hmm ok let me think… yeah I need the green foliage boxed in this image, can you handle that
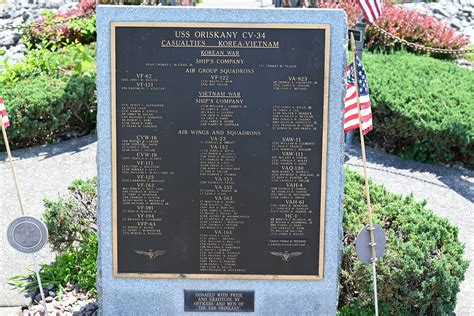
[9,177,98,296]
[1,43,96,83]
[464,44,474,64]
[22,15,96,51]
[363,51,474,168]
[338,301,392,316]
[9,233,98,296]
[43,178,97,253]
[72,233,98,293]
[67,15,96,40]
[22,1,96,51]
[339,169,469,315]
[0,44,96,149]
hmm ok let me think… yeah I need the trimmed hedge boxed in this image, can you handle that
[0,44,96,148]
[0,75,96,148]
[340,169,468,314]
[363,51,474,168]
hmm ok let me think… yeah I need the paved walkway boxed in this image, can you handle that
[0,135,97,309]
[1,135,472,315]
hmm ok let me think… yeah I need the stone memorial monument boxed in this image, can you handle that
[97,5,346,314]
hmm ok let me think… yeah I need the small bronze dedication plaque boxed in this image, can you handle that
[112,22,329,279]
[184,290,254,312]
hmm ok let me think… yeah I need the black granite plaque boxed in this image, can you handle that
[112,22,329,279]
[184,290,254,312]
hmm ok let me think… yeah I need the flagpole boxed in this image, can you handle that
[350,33,379,316]
[3,111,48,316]
[1,117,25,216]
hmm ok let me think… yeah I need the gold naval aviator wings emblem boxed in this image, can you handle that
[270,251,304,262]
[135,249,167,260]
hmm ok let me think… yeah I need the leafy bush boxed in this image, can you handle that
[43,178,97,253]
[364,7,469,57]
[339,169,469,314]
[23,0,96,50]
[0,44,96,149]
[362,51,474,167]
[1,43,96,83]
[0,74,96,148]
[318,1,469,58]
[10,233,98,296]
[10,177,98,296]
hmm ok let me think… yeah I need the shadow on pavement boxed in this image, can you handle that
[344,144,473,204]
[0,134,97,162]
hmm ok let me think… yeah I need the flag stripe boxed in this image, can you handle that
[344,113,360,123]
[344,105,372,120]
[373,0,382,16]
[359,0,375,22]
[344,118,360,131]
[366,0,378,22]
[357,0,382,23]
[343,113,372,129]
[345,95,370,107]
[344,101,371,114]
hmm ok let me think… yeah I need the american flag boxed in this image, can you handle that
[0,97,10,129]
[358,0,383,23]
[344,56,373,135]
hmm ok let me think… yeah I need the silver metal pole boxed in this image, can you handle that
[33,254,49,315]
[372,260,379,316]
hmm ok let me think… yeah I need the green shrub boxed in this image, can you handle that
[1,43,96,83]
[10,233,98,296]
[0,44,96,149]
[23,15,96,51]
[43,178,97,253]
[22,0,96,50]
[339,169,469,315]
[10,177,98,296]
[363,51,474,168]
[0,74,96,148]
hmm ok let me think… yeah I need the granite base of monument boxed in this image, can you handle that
[97,6,346,315]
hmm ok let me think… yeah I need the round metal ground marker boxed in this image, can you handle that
[7,216,48,253]
[355,224,386,264]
